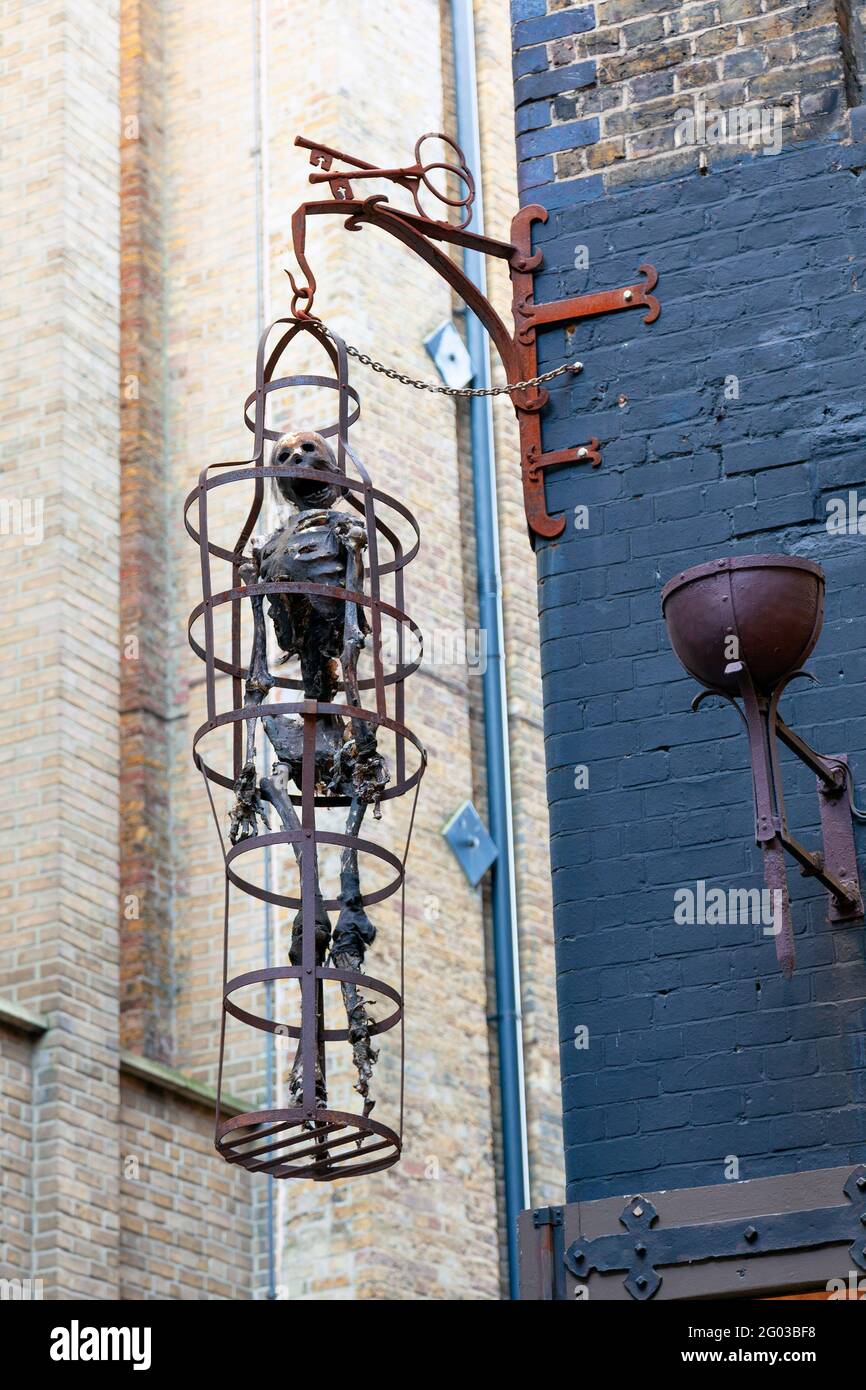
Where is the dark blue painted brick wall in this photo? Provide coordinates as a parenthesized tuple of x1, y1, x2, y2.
(530, 128, 866, 1202)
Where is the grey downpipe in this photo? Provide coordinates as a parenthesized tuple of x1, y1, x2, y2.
(449, 0, 531, 1301)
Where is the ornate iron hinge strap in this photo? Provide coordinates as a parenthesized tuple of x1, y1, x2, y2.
(564, 1166, 866, 1300)
(508, 204, 659, 540)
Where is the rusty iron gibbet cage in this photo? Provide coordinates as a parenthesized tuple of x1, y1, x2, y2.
(184, 318, 426, 1179)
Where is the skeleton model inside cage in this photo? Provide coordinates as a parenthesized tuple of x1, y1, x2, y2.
(185, 318, 426, 1179)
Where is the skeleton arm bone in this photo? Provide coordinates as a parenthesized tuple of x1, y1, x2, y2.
(339, 520, 372, 749)
(241, 552, 275, 759)
(337, 518, 390, 814)
(229, 554, 275, 844)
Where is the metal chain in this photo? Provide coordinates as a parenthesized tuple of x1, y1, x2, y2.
(332, 334, 582, 397)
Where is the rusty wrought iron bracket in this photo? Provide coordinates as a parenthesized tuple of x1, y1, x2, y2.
(288, 135, 661, 541)
(564, 1166, 866, 1301)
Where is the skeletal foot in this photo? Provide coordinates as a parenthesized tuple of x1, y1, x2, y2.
(331, 939, 379, 1119)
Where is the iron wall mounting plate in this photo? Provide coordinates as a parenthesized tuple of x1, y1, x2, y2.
(442, 799, 498, 888)
(818, 755, 864, 922)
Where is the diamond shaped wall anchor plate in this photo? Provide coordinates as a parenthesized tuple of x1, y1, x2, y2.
(424, 319, 474, 390)
(442, 800, 498, 887)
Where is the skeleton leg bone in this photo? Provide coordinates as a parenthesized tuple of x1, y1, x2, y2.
(261, 764, 330, 1116)
(330, 794, 379, 1117)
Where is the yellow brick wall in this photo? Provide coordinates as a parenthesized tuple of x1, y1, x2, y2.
(0, 1029, 34, 1283)
(119, 1077, 256, 1299)
(0, 0, 122, 1299)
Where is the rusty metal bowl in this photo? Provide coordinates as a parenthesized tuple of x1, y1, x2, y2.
(661, 555, 825, 694)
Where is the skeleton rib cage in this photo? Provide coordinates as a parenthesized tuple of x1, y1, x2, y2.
(185, 319, 426, 1180)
